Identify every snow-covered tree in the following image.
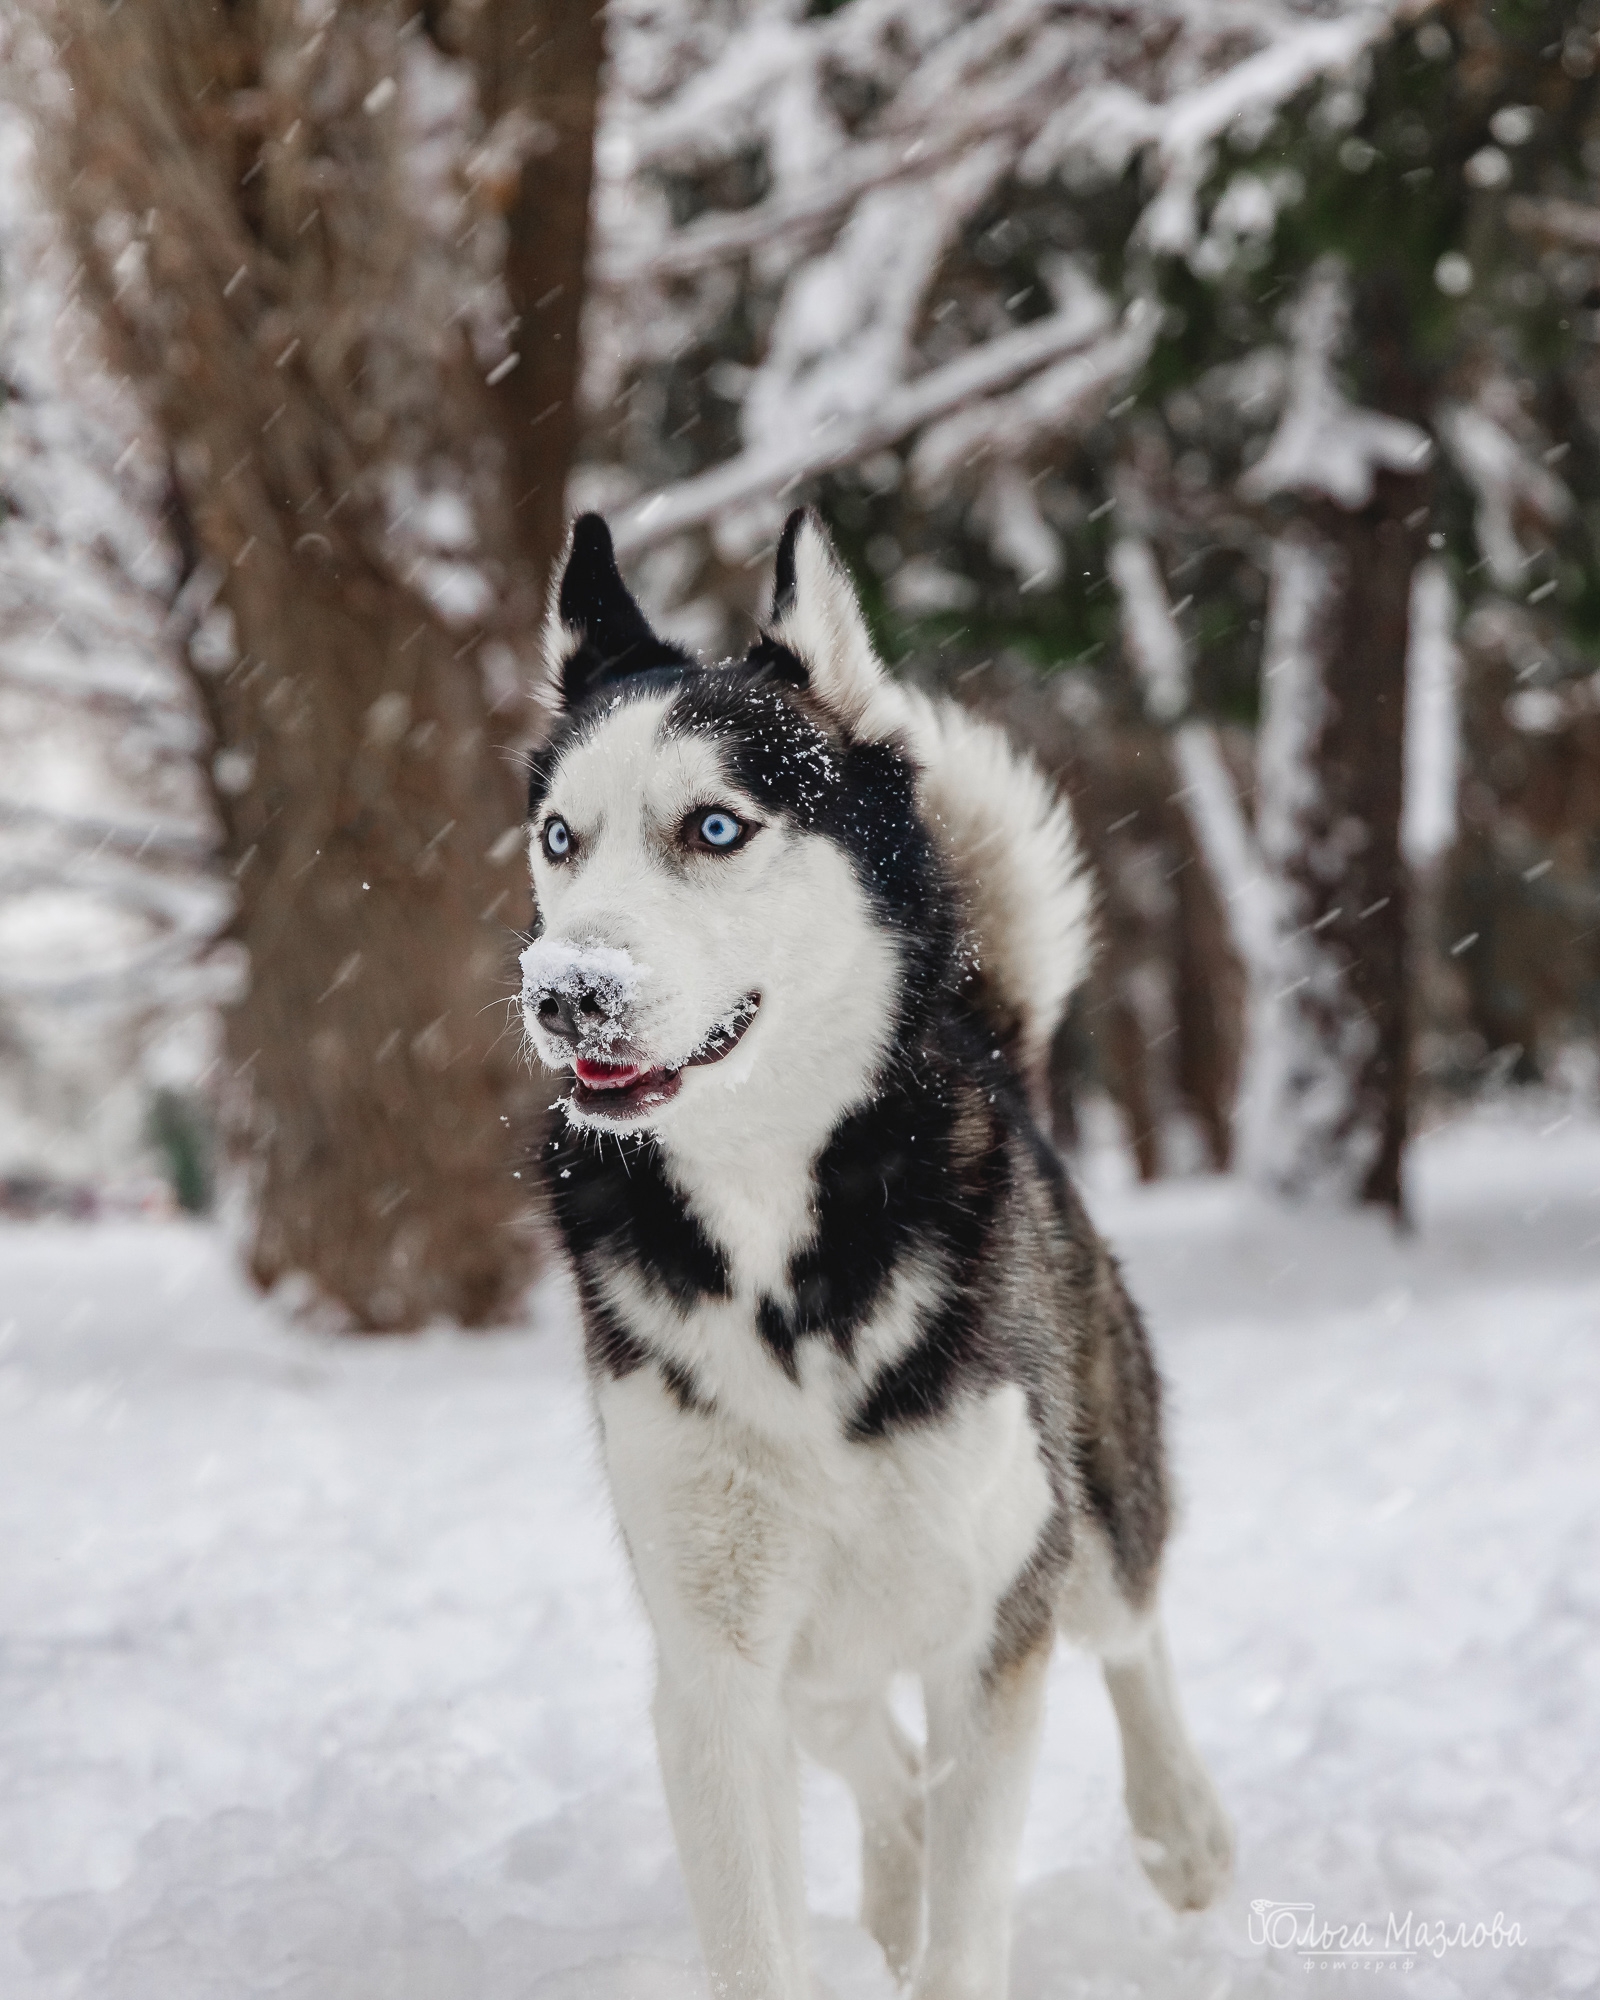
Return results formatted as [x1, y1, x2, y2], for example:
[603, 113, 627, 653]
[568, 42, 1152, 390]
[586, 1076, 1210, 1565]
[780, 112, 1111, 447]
[582, 0, 1600, 1212]
[578, 2, 1415, 585]
[16, 1, 603, 1322]
[1113, 0, 1599, 1209]
[0, 97, 225, 1202]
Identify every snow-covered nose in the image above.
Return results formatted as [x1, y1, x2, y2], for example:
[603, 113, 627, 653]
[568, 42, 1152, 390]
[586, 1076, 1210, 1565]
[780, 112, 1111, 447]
[534, 985, 613, 1046]
[520, 939, 643, 1050]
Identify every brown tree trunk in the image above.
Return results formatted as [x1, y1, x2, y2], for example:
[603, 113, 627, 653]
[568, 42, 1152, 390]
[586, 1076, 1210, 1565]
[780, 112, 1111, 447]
[1311, 477, 1421, 1214]
[45, 0, 602, 1325]
[475, 3, 605, 598]
[1172, 805, 1243, 1171]
[1238, 479, 1424, 1216]
[196, 543, 536, 1327]
[1102, 992, 1163, 1182]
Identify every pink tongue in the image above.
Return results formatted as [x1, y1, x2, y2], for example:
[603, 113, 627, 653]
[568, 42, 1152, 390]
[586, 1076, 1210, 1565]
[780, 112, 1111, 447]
[575, 1058, 644, 1088]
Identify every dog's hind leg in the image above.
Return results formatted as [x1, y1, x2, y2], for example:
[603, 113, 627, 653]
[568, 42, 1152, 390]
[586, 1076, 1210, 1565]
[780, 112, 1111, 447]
[913, 1638, 1049, 2000]
[1101, 1618, 1233, 1912]
[791, 1688, 925, 1979]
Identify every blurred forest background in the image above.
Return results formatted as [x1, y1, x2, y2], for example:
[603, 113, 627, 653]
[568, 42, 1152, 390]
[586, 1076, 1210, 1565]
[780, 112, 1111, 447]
[1, 0, 1597, 1329]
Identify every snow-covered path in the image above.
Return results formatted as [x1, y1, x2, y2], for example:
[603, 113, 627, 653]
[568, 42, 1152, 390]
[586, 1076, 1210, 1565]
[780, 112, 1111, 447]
[1, 1106, 1596, 1999]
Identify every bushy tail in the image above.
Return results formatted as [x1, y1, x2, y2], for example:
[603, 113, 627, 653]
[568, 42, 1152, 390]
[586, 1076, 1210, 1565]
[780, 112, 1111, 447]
[899, 689, 1095, 1105]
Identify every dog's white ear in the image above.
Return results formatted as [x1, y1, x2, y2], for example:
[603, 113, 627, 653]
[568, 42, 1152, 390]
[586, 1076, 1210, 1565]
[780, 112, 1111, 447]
[765, 509, 901, 740]
[541, 514, 693, 711]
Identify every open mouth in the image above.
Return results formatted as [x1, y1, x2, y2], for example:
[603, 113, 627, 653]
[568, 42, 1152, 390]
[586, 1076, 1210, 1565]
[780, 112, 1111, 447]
[569, 994, 760, 1121]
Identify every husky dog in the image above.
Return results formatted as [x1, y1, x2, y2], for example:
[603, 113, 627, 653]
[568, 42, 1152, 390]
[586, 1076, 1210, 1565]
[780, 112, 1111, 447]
[520, 511, 1232, 1999]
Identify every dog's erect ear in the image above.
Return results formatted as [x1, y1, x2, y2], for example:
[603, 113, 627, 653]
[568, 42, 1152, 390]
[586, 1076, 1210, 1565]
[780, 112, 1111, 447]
[541, 514, 694, 711]
[763, 508, 901, 740]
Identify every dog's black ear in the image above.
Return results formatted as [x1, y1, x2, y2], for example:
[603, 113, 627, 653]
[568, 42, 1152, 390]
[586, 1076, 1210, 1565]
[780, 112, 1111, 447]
[541, 514, 693, 710]
[769, 506, 806, 622]
[737, 509, 814, 691]
[757, 507, 898, 738]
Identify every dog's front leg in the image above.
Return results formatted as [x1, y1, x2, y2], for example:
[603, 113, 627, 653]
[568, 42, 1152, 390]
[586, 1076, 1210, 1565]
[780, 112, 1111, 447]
[914, 1639, 1050, 2000]
[602, 1377, 810, 1995]
[654, 1649, 808, 2000]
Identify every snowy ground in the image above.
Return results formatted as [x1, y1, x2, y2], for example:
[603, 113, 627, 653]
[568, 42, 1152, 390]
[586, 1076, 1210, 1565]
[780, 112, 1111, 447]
[1, 1101, 1597, 2000]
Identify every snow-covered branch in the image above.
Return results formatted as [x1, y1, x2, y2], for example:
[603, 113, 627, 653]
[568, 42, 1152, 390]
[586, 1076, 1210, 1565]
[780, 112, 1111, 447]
[1252, 533, 1338, 877]
[0, 853, 225, 930]
[1169, 726, 1270, 964]
[603, 109, 1031, 289]
[1022, 5, 1419, 250]
[0, 80, 224, 1152]
[0, 932, 238, 1008]
[616, 0, 1063, 172]
[586, 0, 1437, 616]
[611, 298, 1134, 560]
[1110, 535, 1190, 722]
[0, 799, 214, 870]
[602, 1, 1107, 288]
[1241, 258, 1430, 508]
[0, 660, 200, 741]
[1401, 559, 1459, 870]
[1437, 396, 1573, 589]
[908, 297, 1155, 497]
[1111, 530, 1272, 974]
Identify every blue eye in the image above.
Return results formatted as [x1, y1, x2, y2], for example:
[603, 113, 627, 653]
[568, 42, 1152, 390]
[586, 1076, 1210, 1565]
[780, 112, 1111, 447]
[698, 811, 742, 849]
[543, 817, 571, 860]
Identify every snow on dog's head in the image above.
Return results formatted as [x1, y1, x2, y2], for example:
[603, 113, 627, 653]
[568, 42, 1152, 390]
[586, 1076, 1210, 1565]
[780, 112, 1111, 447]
[521, 510, 949, 1135]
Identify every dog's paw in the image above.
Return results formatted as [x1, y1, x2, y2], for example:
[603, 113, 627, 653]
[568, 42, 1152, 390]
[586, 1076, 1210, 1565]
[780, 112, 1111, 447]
[1128, 1759, 1234, 1912]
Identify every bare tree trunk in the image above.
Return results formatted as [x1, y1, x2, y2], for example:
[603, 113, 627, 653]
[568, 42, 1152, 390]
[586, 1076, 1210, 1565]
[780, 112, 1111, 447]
[1104, 992, 1162, 1182]
[196, 544, 535, 1327]
[1112, 259, 1432, 1216]
[1172, 806, 1243, 1171]
[476, 3, 604, 600]
[1116, 486, 1419, 1213]
[1319, 483, 1420, 1212]
[1236, 483, 1423, 1214]
[42, 0, 602, 1325]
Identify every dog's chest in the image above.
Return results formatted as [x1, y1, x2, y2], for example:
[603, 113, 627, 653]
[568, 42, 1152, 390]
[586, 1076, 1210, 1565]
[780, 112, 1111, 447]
[590, 1159, 1053, 1683]
[598, 1351, 1051, 1685]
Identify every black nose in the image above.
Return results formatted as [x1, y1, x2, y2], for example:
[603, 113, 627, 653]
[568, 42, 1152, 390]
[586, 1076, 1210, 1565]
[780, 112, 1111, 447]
[535, 986, 615, 1044]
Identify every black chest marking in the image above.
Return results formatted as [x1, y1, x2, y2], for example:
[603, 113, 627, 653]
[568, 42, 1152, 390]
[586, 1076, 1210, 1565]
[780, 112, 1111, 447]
[848, 1018, 1021, 1437]
[543, 1122, 727, 1402]
[756, 1059, 961, 1379]
[759, 1025, 1016, 1436]
[546, 1124, 727, 1302]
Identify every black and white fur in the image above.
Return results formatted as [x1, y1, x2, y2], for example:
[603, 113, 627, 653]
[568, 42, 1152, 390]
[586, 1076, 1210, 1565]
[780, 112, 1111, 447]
[520, 512, 1232, 1999]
